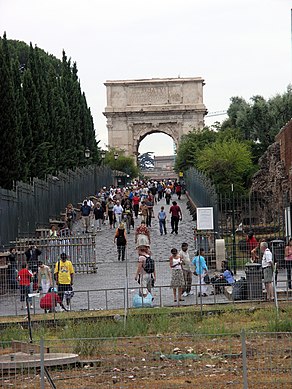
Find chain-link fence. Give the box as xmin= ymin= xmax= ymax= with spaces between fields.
xmin=1 ymin=332 xmax=291 ymax=388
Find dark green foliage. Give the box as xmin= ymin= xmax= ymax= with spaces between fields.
xmin=138 ymin=152 xmax=154 ymax=170
xmin=0 ymin=34 xmax=99 ymax=188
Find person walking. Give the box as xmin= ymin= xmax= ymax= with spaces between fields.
xmin=158 ymin=206 xmax=167 ymax=235
xmin=132 ymin=192 xmax=140 ymax=218
xmin=285 ymin=238 xmax=292 ymax=290
xmin=106 ymin=197 xmax=115 ymax=229
xmin=18 ymin=263 xmax=33 ymax=310
xmin=169 ymin=248 xmax=185 ymax=303
xmin=80 ymin=200 xmax=91 ymax=233
xmin=179 ymin=243 xmax=193 ymax=297
xmin=37 ymin=261 xmax=52 ymax=294
xmin=135 ymin=246 xmax=156 ymax=297
xmin=192 ymin=248 xmax=209 ymax=297
xmin=114 ymin=222 xmax=127 ymax=261
xmin=54 ymin=252 xmax=75 ymax=310
xmin=113 ymin=200 xmax=123 ymax=226
xmin=139 ymin=201 xmax=149 ymax=224
xmin=169 ymin=201 xmax=182 ymax=235
xmin=93 ymin=202 xmax=104 ymax=232
xmin=260 ymin=242 xmax=274 ymax=301
xmin=135 ymin=220 xmax=151 ymax=248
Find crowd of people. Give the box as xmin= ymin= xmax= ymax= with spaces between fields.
xmin=4 ymin=178 xmax=292 ymax=313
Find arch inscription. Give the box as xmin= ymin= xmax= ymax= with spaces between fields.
xmin=103 ymin=77 xmax=207 ymax=156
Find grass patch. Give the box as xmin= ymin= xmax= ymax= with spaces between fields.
xmin=0 ymin=304 xmax=291 ymax=342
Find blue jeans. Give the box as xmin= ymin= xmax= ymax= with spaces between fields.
xmin=159 ymin=219 xmax=167 ymax=234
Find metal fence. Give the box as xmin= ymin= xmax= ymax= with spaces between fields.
xmin=0 ymin=165 xmax=113 ymax=249
xmin=1 ymin=332 xmax=291 ymax=388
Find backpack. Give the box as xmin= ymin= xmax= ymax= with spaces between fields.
xmin=143 ymin=255 xmax=155 ymax=274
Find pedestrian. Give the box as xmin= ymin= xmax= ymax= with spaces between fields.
xmin=139 ymin=201 xmax=149 ymax=224
xmin=132 ymin=192 xmax=140 ymax=218
xmin=165 ymin=187 xmax=172 ymax=205
xmin=37 ymin=261 xmax=52 ymax=294
xmin=106 ymin=197 xmax=115 ymax=229
xmin=80 ymin=200 xmax=91 ymax=233
xmin=260 ymin=242 xmax=274 ymax=301
xmin=144 ymin=195 xmax=153 ymax=227
xmin=169 ymin=201 xmax=182 ymax=235
xmin=65 ymin=203 xmax=76 ymax=231
xmin=25 ymin=243 xmax=42 ymax=291
xmin=7 ymin=247 xmax=18 ymax=290
xmin=246 ymin=230 xmax=258 ymax=259
xmin=113 ymin=200 xmax=123 ymax=226
xmin=179 ymin=243 xmax=193 ymax=297
xmin=175 ymin=183 xmax=182 ymax=200
xmin=54 ymin=252 xmax=75 ymax=310
xmin=192 ymin=248 xmax=209 ymax=297
xmin=169 ymin=248 xmax=185 ymax=303
xmin=158 ymin=206 xmax=167 ymax=235
xmin=135 ymin=246 xmax=156 ymax=297
xmin=18 ymin=263 xmax=33 ymax=310
xmin=284 ymin=238 xmax=292 ymax=290
xmin=114 ymin=222 xmax=127 ymax=261
xmin=135 ymin=220 xmax=151 ymax=248
xmin=93 ymin=202 xmax=104 ymax=232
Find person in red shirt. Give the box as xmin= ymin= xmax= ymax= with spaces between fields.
xmin=169 ymin=201 xmax=182 ymax=235
xmin=246 ymin=231 xmax=258 ymax=258
xmin=132 ymin=193 xmax=140 ymax=219
xmin=175 ymin=184 xmax=182 ymax=200
xmin=40 ymin=287 xmax=66 ymax=313
xmin=18 ymin=263 xmax=33 ymax=310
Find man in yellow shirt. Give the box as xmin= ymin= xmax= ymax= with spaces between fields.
xmin=54 ymin=252 xmax=74 ymax=310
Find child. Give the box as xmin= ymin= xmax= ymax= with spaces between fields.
xmin=40 ymin=287 xmax=67 ymax=313
xmin=18 ymin=263 xmax=33 ymax=310
xmin=158 ymin=206 xmax=167 ymax=235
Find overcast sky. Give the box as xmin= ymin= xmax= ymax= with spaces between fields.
xmin=1 ymin=0 xmax=291 ymax=156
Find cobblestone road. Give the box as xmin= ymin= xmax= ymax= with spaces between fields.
xmin=0 ymin=195 xmax=287 ymax=316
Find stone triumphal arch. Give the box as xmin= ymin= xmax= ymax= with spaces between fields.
xmin=103 ymin=77 xmax=207 ymax=157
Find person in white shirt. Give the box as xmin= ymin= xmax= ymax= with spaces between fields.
xmin=113 ymin=200 xmax=123 ymax=225
xmin=260 ymin=242 xmax=274 ymax=301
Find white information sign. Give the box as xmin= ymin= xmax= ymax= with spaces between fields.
xmin=197 ymin=207 xmax=214 ymax=230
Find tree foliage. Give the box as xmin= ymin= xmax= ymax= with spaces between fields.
xmin=138 ymin=152 xmax=154 ymax=170
xmin=197 ymin=139 xmax=254 ymax=193
xmin=104 ymin=148 xmax=139 ymax=178
xmin=0 ymin=34 xmax=100 ymax=188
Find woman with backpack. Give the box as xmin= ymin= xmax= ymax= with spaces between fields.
xmin=135 ymin=246 xmax=156 ymax=296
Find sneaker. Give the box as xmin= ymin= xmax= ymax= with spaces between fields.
xmin=188 ymin=290 xmax=194 ymax=295
xmin=30 ymin=305 xmax=33 ymax=309
xmin=182 ymin=291 xmax=188 ymax=297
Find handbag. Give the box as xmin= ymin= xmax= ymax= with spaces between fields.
xmin=203 ymin=274 xmax=211 ymax=284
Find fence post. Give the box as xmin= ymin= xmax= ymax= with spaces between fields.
xmin=40 ymin=338 xmax=45 ymax=389
xmin=241 ymin=329 xmax=248 ymax=389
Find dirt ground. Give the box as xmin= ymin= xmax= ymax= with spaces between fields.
xmin=1 ymin=333 xmax=291 ymax=388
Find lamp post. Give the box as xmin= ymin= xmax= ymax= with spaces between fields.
xmin=231 ymin=183 xmax=236 ymax=275
xmin=85 ymin=148 xmax=91 ymax=160
xmin=101 ymin=150 xmax=106 ymax=165
xmin=114 ymin=152 xmax=118 ymax=161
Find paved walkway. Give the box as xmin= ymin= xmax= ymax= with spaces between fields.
xmin=0 ymin=195 xmax=288 ymax=316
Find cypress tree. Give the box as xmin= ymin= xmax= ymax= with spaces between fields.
xmin=0 ymin=33 xmax=21 ymax=188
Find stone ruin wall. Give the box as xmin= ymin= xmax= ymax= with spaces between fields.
xmin=251 ymin=120 xmax=292 ymax=223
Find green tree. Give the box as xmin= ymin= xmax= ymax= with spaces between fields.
xmin=197 ymin=139 xmax=254 ymax=193
xmin=138 ymin=152 xmax=154 ymax=170
xmin=174 ymin=128 xmax=217 ymax=172
xmin=0 ymin=33 xmax=21 ymax=188
xmin=104 ymin=148 xmax=139 ymax=178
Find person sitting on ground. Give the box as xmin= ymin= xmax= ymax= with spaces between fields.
xmin=40 ymin=287 xmax=67 ymax=313
xmin=211 ymin=261 xmax=235 ymax=294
